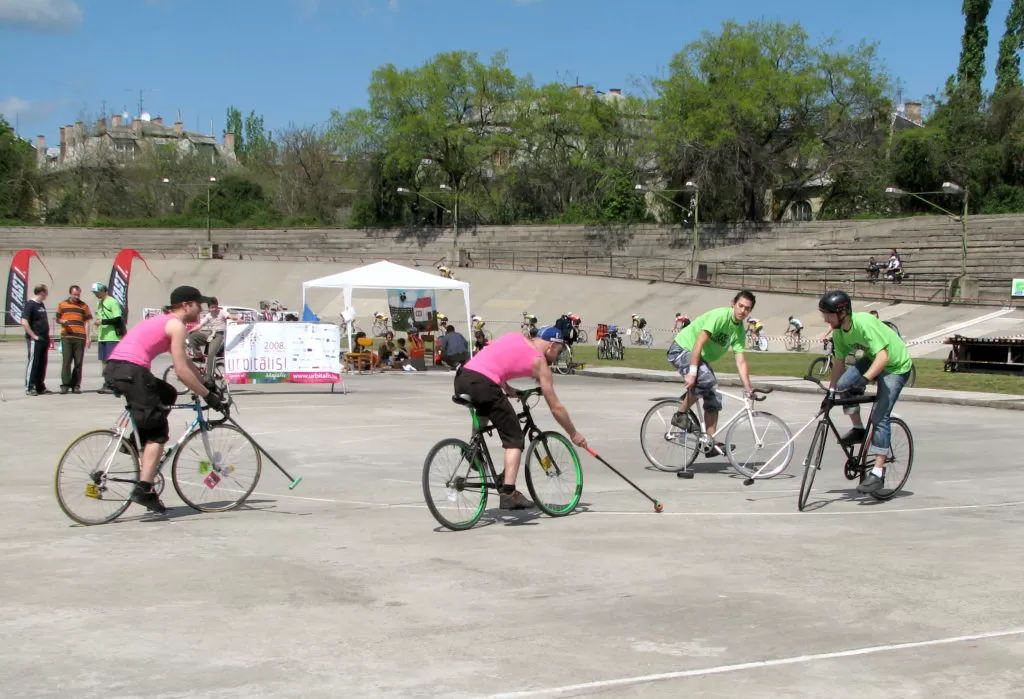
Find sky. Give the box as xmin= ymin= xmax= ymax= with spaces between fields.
xmin=0 ymin=0 xmax=1018 ymax=146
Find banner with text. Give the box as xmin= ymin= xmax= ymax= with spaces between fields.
xmin=387 ymin=288 xmax=438 ymax=333
xmin=224 ymin=322 xmax=342 ymax=384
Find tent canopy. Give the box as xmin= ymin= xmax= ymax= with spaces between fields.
xmin=302 ymin=260 xmax=473 ymax=354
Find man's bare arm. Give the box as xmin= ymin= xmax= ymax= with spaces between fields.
xmin=168 ymin=320 xmax=210 ymax=397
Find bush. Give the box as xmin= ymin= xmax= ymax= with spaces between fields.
xmin=979 ymin=185 xmax=1024 ymax=214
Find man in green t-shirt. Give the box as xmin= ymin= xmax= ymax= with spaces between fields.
xmin=666 ymin=290 xmax=756 ymax=456
xmin=819 ymin=290 xmax=913 ymax=495
xmin=92 ymin=282 xmax=124 ymax=392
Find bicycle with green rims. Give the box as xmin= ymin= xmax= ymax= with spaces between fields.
xmin=423 ymin=386 xmax=583 ymax=531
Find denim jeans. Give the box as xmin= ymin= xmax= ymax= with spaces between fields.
xmin=836 ymin=357 xmax=909 ymax=457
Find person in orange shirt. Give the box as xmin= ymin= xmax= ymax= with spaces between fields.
xmin=55 ymin=285 xmax=93 ymax=394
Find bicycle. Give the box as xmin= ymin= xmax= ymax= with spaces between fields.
xmin=472 ymin=319 xmax=492 ymax=342
xmin=372 ymin=312 xmax=391 ymax=337
xmin=741 ymin=375 xmax=914 ymax=511
xmin=809 ymin=339 xmax=917 ymax=388
xmin=596 ymin=325 xmax=624 ymax=360
xmin=629 ymin=325 xmax=654 ymax=349
xmin=422 ymin=387 xmax=583 ymax=531
xmin=521 ymin=312 xmax=538 ymax=338
xmin=640 ymin=386 xmax=793 ymax=479
xmin=56 ymin=394 xmax=251 ymax=524
xmin=552 ymin=343 xmax=574 ymax=375
xmin=746 ymin=329 xmax=769 ymax=352
xmin=783 ymin=331 xmax=809 ymax=352
xmin=163 ymin=341 xmax=228 ymax=396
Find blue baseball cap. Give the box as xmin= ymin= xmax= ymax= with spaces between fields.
xmin=537 ymin=326 xmax=564 ymax=343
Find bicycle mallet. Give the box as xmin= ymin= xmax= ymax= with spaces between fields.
xmin=584 ymin=447 xmax=664 ymax=512
xmin=226 ymin=417 xmax=303 ymax=489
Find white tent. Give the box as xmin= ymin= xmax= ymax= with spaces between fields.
xmin=301 ymin=260 xmax=473 ymax=353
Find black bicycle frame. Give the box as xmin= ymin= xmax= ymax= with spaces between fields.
xmin=815 ymin=392 xmax=881 ymax=470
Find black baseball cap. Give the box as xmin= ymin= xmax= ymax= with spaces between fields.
xmin=170 ymin=285 xmax=214 ymax=306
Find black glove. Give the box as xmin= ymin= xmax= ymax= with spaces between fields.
xmin=847 ymin=374 xmax=869 ymax=396
xmin=205 ymin=388 xmax=226 ymax=412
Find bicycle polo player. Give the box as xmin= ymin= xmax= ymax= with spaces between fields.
xmin=818 ymin=290 xmax=912 ymax=495
xmin=454 ymin=327 xmax=588 ymax=510
xmin=667 ymin=290 xmax=757 ymax=457
xmin=103 ymin=286 xmax=228 ymax=515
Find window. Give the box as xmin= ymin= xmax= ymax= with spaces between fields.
xmin=791 ymin=201 xmax=812 ymax=221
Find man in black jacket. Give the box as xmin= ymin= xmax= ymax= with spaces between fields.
xmin=21 ymin=284 xmax=51 ymax=395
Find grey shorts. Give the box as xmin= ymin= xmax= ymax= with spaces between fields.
xmin=667 ymin=342 xmax=722 ymax=412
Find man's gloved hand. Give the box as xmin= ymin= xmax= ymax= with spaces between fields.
xmin=205 ymin=388 xmax=226 ymax=412
xmin=847 ymin=374 xmax=869 ymax=396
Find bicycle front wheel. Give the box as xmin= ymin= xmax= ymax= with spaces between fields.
xmin=171 ymin=424 xmax=262 ymax=512
xmin=524 ymin=431 xmax=583 ymax=517
xmin=640 ymin=399 xmax=700 ymax=472
xmin=423 ymin=438 xmax=488 ymax=531
xmin=808 ymin=356 xmax=830 ymax=378
xmin=55 ymin=429 xmax=140 ymax=525
xmin=576 ymin=329 xmax=588 ymax=343
xmin=867 ymin=417 xmax=914 ymax=501
xmin=725 ymin=411 xmax=794 ymax=479
xmin=798 ymin=422 xmax=828 ymax=511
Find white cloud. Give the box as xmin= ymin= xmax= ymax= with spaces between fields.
xmin=0 ymin=0 xmax=83 ymax=32
xmin=0 ymin=96 xmax=31 ymax=118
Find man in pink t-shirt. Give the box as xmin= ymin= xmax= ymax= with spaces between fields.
xmin=455 ymin=326 xmax=588 ymax=510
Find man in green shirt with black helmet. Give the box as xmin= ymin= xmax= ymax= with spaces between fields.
xmin=666 ymin=290 xmax=756 ymax=456
xmin=818 ymin=289 xmax=913 ymax=495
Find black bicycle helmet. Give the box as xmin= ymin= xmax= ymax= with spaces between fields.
xmin=819 ymin=289 xmax=852 ymax=314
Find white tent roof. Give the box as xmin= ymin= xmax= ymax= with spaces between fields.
xmin=303 ymin=260 xmax=469 ymax=292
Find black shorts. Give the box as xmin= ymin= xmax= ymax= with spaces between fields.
xmin=103 ymin=360 xmax=178 ymax=445
xmin=453 ymin=368 xmax=525 ymax=450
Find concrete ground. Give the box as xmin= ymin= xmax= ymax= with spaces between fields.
xmin=3 ymin=343 xmax=1024 ymax=698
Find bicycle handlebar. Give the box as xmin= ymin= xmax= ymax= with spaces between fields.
xmin=803 ymin=375 xmax=877 ymax=407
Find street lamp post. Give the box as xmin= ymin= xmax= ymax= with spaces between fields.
xmin=885 ymin=181 xmax=969 ymax=288
xmin=635 ymin=182 xmax=701 ymax=280
xmin=162 ymin=176 xmax=218 ymax=243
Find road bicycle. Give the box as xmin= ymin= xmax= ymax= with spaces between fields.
xmin=422 ymin=386 xmax=583 ymax=531
xmin=629 ymin=325 xmax=654 ymax=349
xmin=809 ymin=339 xmax=917 ymax=388
xmin=55 ymin=392 xmax=302 ymax=526
xmin=596 ymin=326 xmax=624 ymax=360
xmin=746 ymin=330 xmax=769 ymax=352
xmin=640 ymin=386 xmax=793 ymax=479
xmin=740 ymin=375 xmax=914 ymax=511
xmin=783 ymin=331 xmax=809 ymax=352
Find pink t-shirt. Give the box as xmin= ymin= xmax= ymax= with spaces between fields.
xmin=109 ymin=314 xmax=174 ymax=371
xmin=464 ymin=333 xmax=543 ymax=385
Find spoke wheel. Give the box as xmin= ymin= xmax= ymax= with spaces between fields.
xmin=640 ymin=400 xmax=700 ymax=472
xmin=724 ymin=411 xmax=794 ymax=479
xmin=798 ymin=422 xmax=828 ymax=511
xmin=171 ymin=424 xmax=262 ymax=512
xmin=423 ymin=438 xmax=488 ymax=531
xmin=524 ymin=432 xmax=583 ymax=517
xmin=865 ymin=417 xmax=914 ymax=501
xmin=55 ymin=429 xmax=139 ymax=525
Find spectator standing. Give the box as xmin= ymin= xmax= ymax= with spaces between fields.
xmin=56 ymin=285 xmax=92 ymax=394
xmin=21 ymin=284 xmax=51 ymax=395
xmin=92 ymin=282 xmax=124 ymax=392
xmin=438 ymin=324 xmax=470 ymax=369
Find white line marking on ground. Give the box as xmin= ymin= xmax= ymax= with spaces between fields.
xmin=486 ymin=628 xmax=1024 ymax=698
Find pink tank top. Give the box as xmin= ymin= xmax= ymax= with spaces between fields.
xmin=464 ymin=333 xmax=543 ymax=385
xmin=109 ymin=314 xmax=173 ymax=370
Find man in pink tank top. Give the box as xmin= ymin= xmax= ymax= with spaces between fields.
xmin=455 ymin=326 xmax=588 ymax=510
xmin=104 ymin=286 xmax=227 ymax=515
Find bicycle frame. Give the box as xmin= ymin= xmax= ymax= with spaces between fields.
xmin=684 ymin=387 xmax=769 ymax=446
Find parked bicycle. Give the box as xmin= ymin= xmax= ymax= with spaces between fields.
xmin=422 ymin=387 xmax=583 ymax=531
xmin=640 ymin=386 xmax=793 ymax=479
xmin=740 ymin=375 xmax=913 ymax=511
xmin=596 ymin=324 xmax=624 ymax=360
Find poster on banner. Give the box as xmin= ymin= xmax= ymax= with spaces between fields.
xmin=387 ymin=288 xmax=438 ymax=333
xmin=224 ymin=322 xmax=341 ymax=384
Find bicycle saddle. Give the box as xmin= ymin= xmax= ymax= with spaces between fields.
xmin=452 ymin=394 xmax=474 ymax=408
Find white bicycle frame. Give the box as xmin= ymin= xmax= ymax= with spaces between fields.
xmin=686 ymin=387 xmax=772 ymax=447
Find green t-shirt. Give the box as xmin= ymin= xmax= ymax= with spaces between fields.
xmin=673 ymin=306 xmax=745 ymax=363
xmin=96 ymin=297 xmax=123 ymax=343
xmin=833 ymin=312 xmax=913 ymax=375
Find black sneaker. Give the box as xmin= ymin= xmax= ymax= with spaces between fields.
xmin=130 ymin=485 xmax=168 ymax=515
xmin=706 ymin=442 xmax=732 ymax=458
xmin=671 ymin=411 xmax=695 ymax=431
xmin=840 ymin=427 xmax=867 ymax=446
xmin=857 ymin=472 xmax=884 ymax=494
xmin=499 ymin=490 xmax=535 ymax=510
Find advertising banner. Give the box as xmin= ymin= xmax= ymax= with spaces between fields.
xmin=5 ymin=249 xmax=53 ymax=326
xmin=224 ymin=322 xmax=342 ymax=384
xmin=1012 ymin=279 xmax=1024 ymax=298
xmin=107 ymin=248 xmax=158 ymax=325
xmin=387 ymin=288 xmax=438 ymax=333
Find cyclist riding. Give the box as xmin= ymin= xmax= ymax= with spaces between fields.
xmin=471 ymin=314 xmax=486 ymax=334
xmin=522 ymin=312 xmax=538 ymax=337
xmin=103 ymin=286 xmax=227 ymax=515
xmin=787 ymin=315 xmax=803 ymax=340
xmin=631 ymin=313 xmax=647 ymax=330
xmin=673 ymin=313 xmax=690 ymax=332
xmin=746 ymin=317 xmax=764 ymax=344
xmin=667 ymin=291 xmax=756 ymax=457
xmin=818 ymin=290 xmax=912 ymax=495
xmin=453 ymin=327 xmax=587 ymax=510
xmin=554 ymin=313 xmax=579 ymax=346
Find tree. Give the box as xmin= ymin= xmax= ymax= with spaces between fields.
xmin=277 ymin=125 xmax=342 ymax=224
xmin=0 ymin=116 xmax=37 ymax=221
xmin=954 ymin=0 xmax=994 ymax=109
xmin=653 ymin=21 xmax=892 ymax=221
xmin=995 ymin=0 xmax=1024 ymax=96
xmin=224 ymin=106 xmax=275 ymax=166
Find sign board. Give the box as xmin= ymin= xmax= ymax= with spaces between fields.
xmin=1012 ymin=279 xmax=1024 ymax=298
xmin=387 ymin=288 xmax=438 ymax=333
xmin=224 ymin=322 xmax=341 ymax=385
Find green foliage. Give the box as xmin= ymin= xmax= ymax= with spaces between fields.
xmin=186 ymin=175 xmax=274 ymax=226
xmin=0 ymin=117 xmax=37 ymax=222
xmin=995 ymin=0 xmax=1024 ymax=95
xmin=979 ymin=184 xmax=1024 ymax=212
xmin=955 ymin=0 xmax=993 ymax=110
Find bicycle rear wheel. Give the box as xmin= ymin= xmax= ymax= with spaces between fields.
xmin=576 ymin=329 xmax=588 ymax=343
xmin=553 ymin=346 xmax=572 ymax=375
xmin=55 ymin=429 xmax=140 ymax=525
xmin=865 ymin=417 xmax=914 ymax=501
xmin=724 ymin=411 xmax=794 ymax=479
xmin=906 ymin=364 xmax=917 ymax=388
xmin=524 ymin=431 xmax=583 ymax=517
xmin=171 ymin=424 xmax=262 ymax=512
xmin=423 ymin=438 xmax=488 ymax=531
xmin=640 ymin=400 xmax=701 ymax=472
xmin=798 ymin=422 xmax=828 ymax=511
